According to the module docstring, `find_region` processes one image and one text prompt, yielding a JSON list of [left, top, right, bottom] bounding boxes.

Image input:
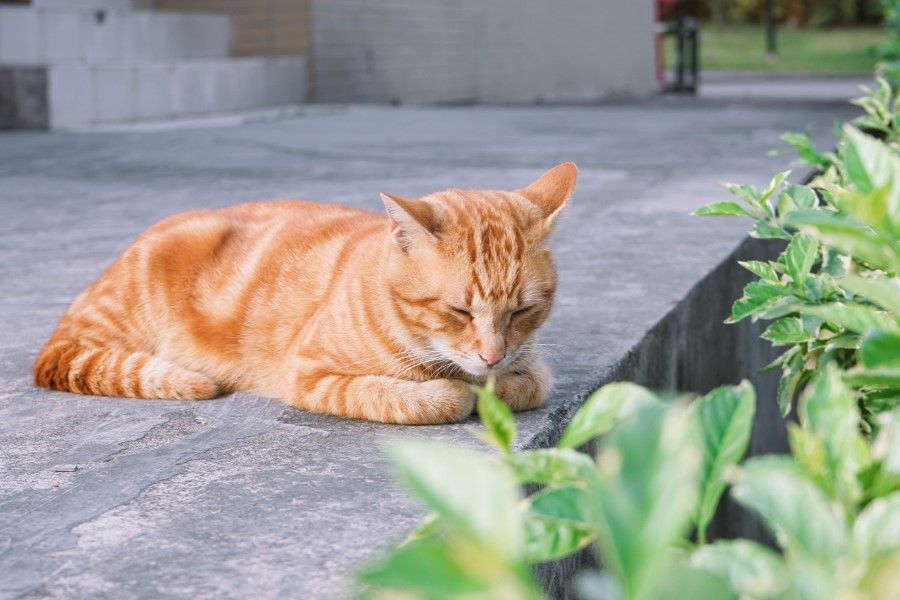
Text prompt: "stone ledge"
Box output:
[[533, 234, 788, 598], [0, 57, 307, 129]]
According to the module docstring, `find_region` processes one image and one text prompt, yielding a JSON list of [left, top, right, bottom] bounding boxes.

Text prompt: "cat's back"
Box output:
[[126, 198, 383, 292], [129, 199, 383, 274], [78, 199, 387, 371], [143, 199, 381, 244], [82, 199, 384, 321]]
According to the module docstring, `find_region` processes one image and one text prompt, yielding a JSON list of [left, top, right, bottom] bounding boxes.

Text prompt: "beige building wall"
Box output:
[[150, 0, 311, 57], [145, 0, 655, 104], [309, 0, 657, 104]]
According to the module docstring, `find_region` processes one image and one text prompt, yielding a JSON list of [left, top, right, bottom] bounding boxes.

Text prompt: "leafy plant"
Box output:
[[693, 383, 756, 544], [695, 78, 900, 430], [359, 375, 900, 600], [358, 435, 541, 600], [692, 369, 900, 599], [359, 381, 754, 599]]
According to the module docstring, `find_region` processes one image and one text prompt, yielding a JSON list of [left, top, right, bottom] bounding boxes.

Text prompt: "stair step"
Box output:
[[47, 57, 307, 129], [81, 104, 329, 133], [0, 6, 230, 65]]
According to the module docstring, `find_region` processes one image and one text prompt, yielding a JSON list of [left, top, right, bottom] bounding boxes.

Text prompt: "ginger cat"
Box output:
[[33, 163, 577, 424]]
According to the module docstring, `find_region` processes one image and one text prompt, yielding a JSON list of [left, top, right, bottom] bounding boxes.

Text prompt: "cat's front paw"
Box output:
[[417, 378, 476, 424], [495, 358, 551, 411]]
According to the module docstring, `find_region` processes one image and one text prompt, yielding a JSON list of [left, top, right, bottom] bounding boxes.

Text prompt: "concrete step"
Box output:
[[46, 57, 306, 129], [0, 5, 230, 65], [34, 0, 133, 8]]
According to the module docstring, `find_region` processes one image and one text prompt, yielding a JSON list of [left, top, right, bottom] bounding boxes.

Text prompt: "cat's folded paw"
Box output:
[[417, 378, 475, 424], [495, 358, 551, 412]]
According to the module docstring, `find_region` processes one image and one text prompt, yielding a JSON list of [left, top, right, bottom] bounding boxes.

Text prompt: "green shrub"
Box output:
[[696, 78, 900, 433], [358, 381, 752, 599], [358, 374, 900, 599]]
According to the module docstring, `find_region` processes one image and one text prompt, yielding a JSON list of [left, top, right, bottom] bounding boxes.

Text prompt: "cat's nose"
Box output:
[[478, 352, 505, 368]]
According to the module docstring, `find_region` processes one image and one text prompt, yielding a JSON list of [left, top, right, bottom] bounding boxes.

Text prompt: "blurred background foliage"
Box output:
[[662, 0, 900, 73], [693, 0, 885, 27]]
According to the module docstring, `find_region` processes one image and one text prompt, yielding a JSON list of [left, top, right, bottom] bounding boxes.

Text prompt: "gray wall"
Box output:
[[310, 0, 656, 104], [536, 237, 790, 599]]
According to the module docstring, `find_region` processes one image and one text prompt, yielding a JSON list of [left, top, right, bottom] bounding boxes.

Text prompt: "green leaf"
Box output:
[[528, 485, 592, 524], [777, 352, 806, 416], [524, 516, 596, 563], [785, 234, 818, 285], [358, 538, 491, 597], [386, 440, 522, 558], [798, 365, 866, 507], [861, 410, 900, 500], [722, 182, 763, 207], [524, 487, 598, 562], [693, 382, 756, 543], [738, 260, 779, 282], [727, 281, 788, 324], [401, 512, 441, 546], [506, 448, 597, 486], [822, 246, 847, 276], [865, 393, 900, 415], [764, 346, 799, 372], [844, 125, 894, 193], [778, 184, 818, 219], [575, 571, 621, 600], [762, 317, 812, 346], [843, 367, 900, 388], [799, 303, 894, 334], [840, 185, 897, 239], [785, 210, 899, 272], [653, 560, 737, 600], [840, 275, 900, 315], [588, 403, 702, 600], [784, 184, 819, 211], [558, 382, 658, 449], [788, 424, 827, 482], [862, 330, 900, 369], [475, 385, 516, 452], [825, 332, 862, 350], [693, 201, 754, 218], [874, 410, 900, 476], [852, 492, 900, 559], [731, 456, 848, 564], [760, 297, 806, 321], [752, 220, 791, 240], [838, 127, 900, 238], [691, 540, 788, 598], [761, 170, 791, 202], [782, 131, 829, 169]]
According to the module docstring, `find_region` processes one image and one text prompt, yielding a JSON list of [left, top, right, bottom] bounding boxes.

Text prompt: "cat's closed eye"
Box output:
[[511, 305, 536, 318], [448, 306, 473, 320]]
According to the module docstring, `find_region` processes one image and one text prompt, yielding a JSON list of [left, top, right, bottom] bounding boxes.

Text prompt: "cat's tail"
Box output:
[[33, 339, 219, 400]]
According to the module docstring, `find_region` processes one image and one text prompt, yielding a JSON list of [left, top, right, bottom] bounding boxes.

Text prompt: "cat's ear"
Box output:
[[380, 193, 440, 251], [519, 162, 578, 237]]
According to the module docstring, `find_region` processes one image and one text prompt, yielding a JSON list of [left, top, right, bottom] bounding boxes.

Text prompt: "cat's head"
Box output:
[[381, 163, 577, 378]]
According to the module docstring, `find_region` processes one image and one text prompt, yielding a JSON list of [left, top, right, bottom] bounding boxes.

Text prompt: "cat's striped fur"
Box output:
[[34, 163, 577, 424]]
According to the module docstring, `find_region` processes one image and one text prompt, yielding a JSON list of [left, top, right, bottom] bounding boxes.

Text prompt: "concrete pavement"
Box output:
[[0, 91, 858, 598]]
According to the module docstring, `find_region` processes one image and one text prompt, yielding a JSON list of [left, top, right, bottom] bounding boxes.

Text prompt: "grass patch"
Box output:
[[665, 25, 884, 73]]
